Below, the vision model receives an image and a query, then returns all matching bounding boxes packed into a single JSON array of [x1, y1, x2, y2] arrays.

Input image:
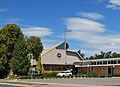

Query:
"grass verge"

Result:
[[0, 80, 48, 86]]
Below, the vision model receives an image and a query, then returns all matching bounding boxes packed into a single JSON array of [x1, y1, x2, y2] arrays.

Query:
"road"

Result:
[[1, 78, 120, 87], [20, 78, 120, 87]]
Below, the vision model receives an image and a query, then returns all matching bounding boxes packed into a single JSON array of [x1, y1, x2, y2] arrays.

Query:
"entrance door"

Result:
[[108, 66, 114, 76], [73, 67, 79, 75]]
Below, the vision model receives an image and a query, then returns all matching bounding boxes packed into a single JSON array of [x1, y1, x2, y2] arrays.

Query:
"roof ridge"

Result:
[[41, 41, 64, 56]]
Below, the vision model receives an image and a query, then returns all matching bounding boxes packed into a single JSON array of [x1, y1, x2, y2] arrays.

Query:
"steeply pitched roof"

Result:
[[41, 41, 84, 61], [66, 50, 84, 60], [41, 42, 65, 56]]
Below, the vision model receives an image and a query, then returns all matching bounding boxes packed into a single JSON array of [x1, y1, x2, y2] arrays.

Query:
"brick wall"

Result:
[[93, 66, 108, 75], [79, 66, 108, 75], [115, 66, 120, 76], [42, 64, 72, 73]]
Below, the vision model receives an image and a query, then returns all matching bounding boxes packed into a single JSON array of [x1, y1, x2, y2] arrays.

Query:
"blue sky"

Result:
[[0, 0, 120, 57]]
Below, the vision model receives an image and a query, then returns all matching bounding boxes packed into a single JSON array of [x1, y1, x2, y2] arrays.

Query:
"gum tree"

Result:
[[10, 36, 30, 76]]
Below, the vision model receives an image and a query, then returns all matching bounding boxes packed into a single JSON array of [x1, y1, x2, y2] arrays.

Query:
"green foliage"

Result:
[[0, 29, 9, 78], [87, 71, 97, 77], [77, 50, 85, 58], [26, 36, 43, 60], [0, 24, 43, 78], [36, 54, 42, 74], [76, 71, 111, 78], [112, 52, 120, 58], [10, 36, 30, 76], [18, 75, 29, 79], [8, 75, 17, 79], [0, 24, 23, 77], [0, 44, 8, 70], [43, 72, 58, 78], [1, 24, 23, 60], [89, 51, 120, 59]]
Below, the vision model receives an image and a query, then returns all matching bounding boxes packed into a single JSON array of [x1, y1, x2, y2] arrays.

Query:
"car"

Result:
[[28, 70, 39, 76], [28, 70, 44, 79], [56, 71, 72, 77]]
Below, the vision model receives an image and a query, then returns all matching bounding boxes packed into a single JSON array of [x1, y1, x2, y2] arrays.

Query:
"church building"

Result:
[[41, 42, 83, 73], [32, 41, 120, 76]]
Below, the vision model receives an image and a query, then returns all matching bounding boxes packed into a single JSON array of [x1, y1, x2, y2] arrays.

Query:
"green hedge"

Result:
[[43, 72, 58, 78]]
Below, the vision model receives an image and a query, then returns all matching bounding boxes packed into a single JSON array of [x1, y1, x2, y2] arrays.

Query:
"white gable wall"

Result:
[[41, 48, 66, 65], [41, 48, 82, 65]]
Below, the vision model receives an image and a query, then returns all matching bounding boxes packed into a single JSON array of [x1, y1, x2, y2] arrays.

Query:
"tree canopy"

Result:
[[26, 36, 43, 60], [0, 24, 23, 77], [1, 24, 23, 59], [10, 36, 30, 76], [0, 24, 43, 77], [89, 51, 120, 60]]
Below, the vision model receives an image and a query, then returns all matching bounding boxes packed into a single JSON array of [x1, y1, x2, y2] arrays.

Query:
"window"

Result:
[[66, 72, 69, 73], [111, 61, 114, 64], [91, 62, 94, 65], [84, 62, 87, 65], [108, 61, 111, 64], [97, 62, 100, 65], [59, 67, 61, 70], [56, 44, 64, 49], [80, 62, 83, 66], [94, 62, 96, 65], [100, 61, 102, 64], [63, 68, 66, 70], [118, 60, 120, 64], [103, 61, 107, 64], [109, 60, 117, 64], [113, 60, 116, 64]]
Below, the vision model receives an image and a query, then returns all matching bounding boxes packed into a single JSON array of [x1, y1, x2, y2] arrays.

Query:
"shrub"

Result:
[[108, 74, 112, 77], [18, 75, 28, 79], [8, 75, 17, 79], [87, 71, 97, 77], [43, 72, 57, 78]]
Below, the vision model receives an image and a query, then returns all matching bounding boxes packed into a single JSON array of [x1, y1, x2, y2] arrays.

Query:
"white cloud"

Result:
[[106, 0, 120, 9], [77, 12, 105, 20], [22, 27, 53, 37], [0, 18, 24, 26], [0, 8, 7, 13], [22, 26, 59, 50], [65, 17, 120, 56], [81, 49, 100, 57], [41, 38, 59, 49], [65, 18, 106, 33]]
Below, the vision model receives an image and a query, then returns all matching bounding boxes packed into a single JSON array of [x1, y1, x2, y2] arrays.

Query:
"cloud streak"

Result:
[[92, 0, 120, 10], [106, 0, 120, 9], [77, 12, 105, 20], [22, 27, 53, 37], [41, 38, 58, 49], [65, 18, 106, 33], [0, 8, 8, 13], [65, 17, 120, 56], [22, 26, 59, 50]]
